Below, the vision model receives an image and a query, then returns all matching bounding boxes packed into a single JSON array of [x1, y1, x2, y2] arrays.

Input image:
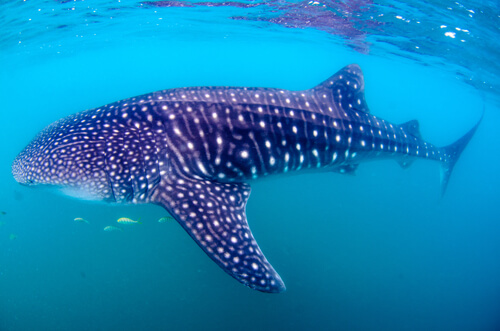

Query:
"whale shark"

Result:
[[12, 64, 480, 293]]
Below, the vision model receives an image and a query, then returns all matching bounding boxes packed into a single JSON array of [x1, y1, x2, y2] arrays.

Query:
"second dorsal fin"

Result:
[[400, 120, 421, 139]]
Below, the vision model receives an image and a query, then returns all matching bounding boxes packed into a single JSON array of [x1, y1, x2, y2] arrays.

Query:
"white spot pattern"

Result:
[[12, 64, 465, 294]]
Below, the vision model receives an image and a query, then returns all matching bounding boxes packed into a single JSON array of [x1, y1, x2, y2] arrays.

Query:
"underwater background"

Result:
[[1, 1, 499, 330]]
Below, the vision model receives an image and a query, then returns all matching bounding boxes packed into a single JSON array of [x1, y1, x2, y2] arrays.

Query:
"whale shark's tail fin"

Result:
[[440, 114, 483, 196]]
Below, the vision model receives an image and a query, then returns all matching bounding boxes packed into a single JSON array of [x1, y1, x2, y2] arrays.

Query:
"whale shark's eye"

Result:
[[19, 179, 35, 187]]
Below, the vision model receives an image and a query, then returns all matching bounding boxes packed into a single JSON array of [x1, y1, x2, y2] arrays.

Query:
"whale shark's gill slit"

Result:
[[135, 129, 149, 200], [102, 151, 116, 202], [158, 113, 187, 176]]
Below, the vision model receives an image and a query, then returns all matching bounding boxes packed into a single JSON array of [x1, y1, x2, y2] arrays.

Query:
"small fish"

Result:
[[104, 225, 122, 232], [74, 217, 89, 224], [9, 234, 18, 240], [117, 217, 141, 225], [158, 216, 174, 223], [0, 211, 6, 215]]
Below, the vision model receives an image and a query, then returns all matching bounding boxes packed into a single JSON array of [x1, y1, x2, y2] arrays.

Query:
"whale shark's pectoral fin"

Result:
[[151, 172, 285, 293]]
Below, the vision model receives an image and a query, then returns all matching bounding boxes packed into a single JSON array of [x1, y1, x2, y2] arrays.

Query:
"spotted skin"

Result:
[[12, 64, 480, 293]]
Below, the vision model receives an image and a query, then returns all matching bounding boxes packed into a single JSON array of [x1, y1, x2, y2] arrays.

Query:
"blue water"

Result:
[[1, 1, 499, 330]]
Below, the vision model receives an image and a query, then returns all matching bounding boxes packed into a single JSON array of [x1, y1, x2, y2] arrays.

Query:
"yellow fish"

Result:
[[117, 217, 142, 225], [9, 234, 18, 240], [158, 216, 174, 223], [104, 225, 122, 232], [74, 217, 89, 224]]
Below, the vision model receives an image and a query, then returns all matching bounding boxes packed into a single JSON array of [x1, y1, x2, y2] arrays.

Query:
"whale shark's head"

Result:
[[12, 142, 40, 187], [12, 114, 113, 201]]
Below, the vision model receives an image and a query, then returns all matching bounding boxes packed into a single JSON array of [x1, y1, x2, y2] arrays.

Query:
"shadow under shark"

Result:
[[12, 64, 481, 293]]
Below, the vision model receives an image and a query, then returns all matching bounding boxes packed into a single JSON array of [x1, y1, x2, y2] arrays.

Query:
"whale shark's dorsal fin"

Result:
[[400, 120, 422, 140], [308, 64, 370, 114], [151, 165, 285, 293]]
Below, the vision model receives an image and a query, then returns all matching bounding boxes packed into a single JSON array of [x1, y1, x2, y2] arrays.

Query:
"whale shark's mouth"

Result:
[[59, 186, 103, 201], [11, 155, 30, 185]]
